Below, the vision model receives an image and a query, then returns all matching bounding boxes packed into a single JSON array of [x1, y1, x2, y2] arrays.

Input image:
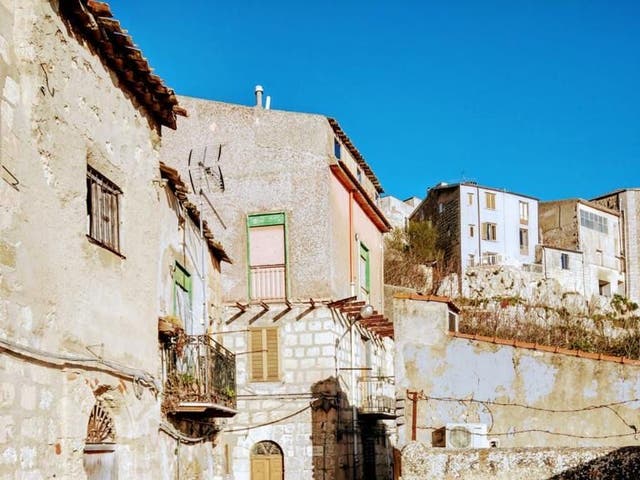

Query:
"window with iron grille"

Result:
[[87, 166, 122, 254]]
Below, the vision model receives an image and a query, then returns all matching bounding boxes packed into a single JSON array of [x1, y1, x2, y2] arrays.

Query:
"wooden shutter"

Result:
[[265, 328, 279, 381], [249, 328, 279, 381], [250, 329, 264, 381]]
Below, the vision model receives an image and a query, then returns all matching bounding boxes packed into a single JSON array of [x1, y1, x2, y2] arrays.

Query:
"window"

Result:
[[173, 262, 193, 333], [438, 203, 444, 214], [599, 280, 612, 297], [467, 193, 474, 205], [561, 253, 569, 270], [485, 192, 496, 210], [469, 224, 475, 237], [248, 213, 287, 300], [580, 210, 608, 234], [519, 228, 529, 254], [334, 138, 341, 159], [481, 222, 497, 241], [87, 166, 121, 253], [357, 168, 363, 183], [249, 327, 279, 381], [359, 243, 370, 298], [519, 201, 529, 224]]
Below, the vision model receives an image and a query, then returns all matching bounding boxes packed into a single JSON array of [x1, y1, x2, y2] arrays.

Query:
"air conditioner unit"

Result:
[[445, 423, 489, 448]]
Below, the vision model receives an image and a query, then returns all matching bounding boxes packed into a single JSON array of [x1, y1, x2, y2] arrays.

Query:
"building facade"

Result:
[[591, 188, 640, 303], [379, 195, 421, 230], [162, 94, 396, 480], [0, 1, 233, 478], [411, 182, 539, 279], [539, 199, 625, 299]]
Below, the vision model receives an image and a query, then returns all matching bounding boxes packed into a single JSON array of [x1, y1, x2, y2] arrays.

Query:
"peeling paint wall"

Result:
[[394, 298, 640, 450]]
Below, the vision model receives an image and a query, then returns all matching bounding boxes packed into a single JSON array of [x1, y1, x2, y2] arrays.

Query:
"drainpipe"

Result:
[[198, 194, 207, 331], [351, 322, 358, 480], [349, 190, 355, 297]]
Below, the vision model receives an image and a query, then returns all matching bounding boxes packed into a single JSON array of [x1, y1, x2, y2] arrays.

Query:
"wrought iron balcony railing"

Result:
[[161, 334, 237, 417], [357, 376, 397, 419]]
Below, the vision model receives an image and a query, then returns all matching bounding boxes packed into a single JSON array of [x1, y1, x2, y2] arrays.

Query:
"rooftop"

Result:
[[60, 0, 185, 129]]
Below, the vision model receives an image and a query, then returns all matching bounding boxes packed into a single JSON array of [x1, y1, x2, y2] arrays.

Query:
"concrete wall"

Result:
[[401, 442, 640, 480], [394, 297, 640, 450]]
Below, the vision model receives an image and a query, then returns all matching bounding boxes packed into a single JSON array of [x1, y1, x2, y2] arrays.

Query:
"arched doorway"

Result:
[[83, 400, 117, 480], [251, 441, 284, 480]]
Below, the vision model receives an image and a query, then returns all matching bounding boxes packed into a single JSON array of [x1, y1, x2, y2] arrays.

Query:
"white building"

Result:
[[379, 195, 422, 230], [539, 199, 625, 299], [411, 182, 539, 278]]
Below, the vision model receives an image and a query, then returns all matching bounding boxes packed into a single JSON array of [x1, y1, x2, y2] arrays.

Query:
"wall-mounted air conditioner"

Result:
[[445, 423, 489, 448]]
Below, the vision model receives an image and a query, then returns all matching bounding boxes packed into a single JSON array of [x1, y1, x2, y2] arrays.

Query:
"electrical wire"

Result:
[[416, 425, 639, 440], [419, 392, 640, 413], [0, 337, 160, 392], [159, 422, 206, 444], [223, 403, 312, 433]]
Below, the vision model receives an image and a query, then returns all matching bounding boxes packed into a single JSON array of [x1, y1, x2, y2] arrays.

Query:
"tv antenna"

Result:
[[188, 144, 227, 230]]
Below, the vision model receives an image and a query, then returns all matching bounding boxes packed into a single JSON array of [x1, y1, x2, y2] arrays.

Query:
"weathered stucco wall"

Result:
[[0, 2, 225, 478], [401, 442, 640, 479], [161, 97, 339, 302], [394, 297, 640, 450]]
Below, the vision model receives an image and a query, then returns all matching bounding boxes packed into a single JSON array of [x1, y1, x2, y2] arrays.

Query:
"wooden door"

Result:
[[251, 442, 284, 480], [83, 451, 116, 480]]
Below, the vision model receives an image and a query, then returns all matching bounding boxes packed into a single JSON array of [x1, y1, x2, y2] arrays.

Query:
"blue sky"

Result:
[[109, 1, 640, 201]]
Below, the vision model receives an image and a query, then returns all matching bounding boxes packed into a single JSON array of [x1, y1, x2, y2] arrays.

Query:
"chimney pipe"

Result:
[[255, 85, 263, 108]]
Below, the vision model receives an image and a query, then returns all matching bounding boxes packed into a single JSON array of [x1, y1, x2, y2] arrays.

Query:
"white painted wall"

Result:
[[577, 203, 624, 297], [459, 185, 538, 273]]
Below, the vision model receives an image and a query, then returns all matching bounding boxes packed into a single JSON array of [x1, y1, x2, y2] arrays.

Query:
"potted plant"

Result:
[[158, 314, 184, 336]]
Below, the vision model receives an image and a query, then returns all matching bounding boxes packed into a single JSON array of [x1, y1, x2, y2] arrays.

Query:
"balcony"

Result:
[[468, 253, 503, 268], [357, 376, 397, 419], [250, 263, 286, 301], [161, 334, 237, 417]]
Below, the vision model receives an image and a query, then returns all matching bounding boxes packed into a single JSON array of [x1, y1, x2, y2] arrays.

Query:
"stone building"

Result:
[[162, 92, 396, 480], [539, 199, 625, 299], [591, 188, 640, 303], [0, 1, 234, 478], [411, 182, 539, 281]]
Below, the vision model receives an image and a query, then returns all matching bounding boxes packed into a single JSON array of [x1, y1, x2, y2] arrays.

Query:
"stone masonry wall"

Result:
[[401, 442, 640, 480]]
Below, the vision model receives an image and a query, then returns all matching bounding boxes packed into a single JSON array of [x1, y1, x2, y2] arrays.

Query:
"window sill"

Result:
[[86, 235, 126, 259]]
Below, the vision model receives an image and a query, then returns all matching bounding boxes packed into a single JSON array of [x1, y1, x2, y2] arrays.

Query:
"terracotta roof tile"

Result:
[[450, 331, 640, 366], [60, 1, 185, 129]]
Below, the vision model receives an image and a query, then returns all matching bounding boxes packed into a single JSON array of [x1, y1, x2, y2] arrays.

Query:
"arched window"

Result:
[[251, 441, 283, 480], [84, 400, 116, 479]]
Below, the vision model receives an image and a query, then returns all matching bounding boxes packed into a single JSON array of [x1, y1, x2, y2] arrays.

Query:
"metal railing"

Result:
[[250, 264, 286, 300], [357, 376, 395, 416], [468, 253, 503, 268], [162, 335, 236, 411]]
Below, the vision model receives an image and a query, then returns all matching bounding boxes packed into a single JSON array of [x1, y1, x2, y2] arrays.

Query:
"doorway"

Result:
[[251, 441, 284, 480]]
